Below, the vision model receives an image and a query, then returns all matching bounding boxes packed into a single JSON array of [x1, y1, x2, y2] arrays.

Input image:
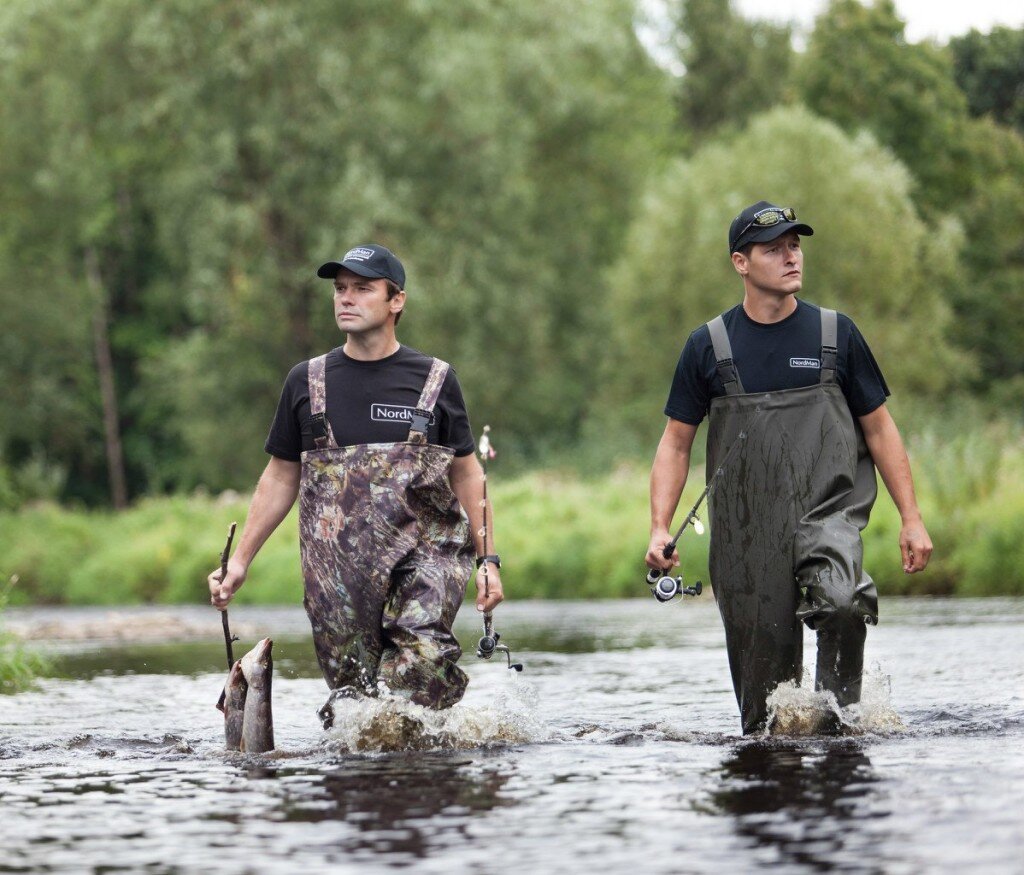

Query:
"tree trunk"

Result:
[[85, 247, 129, 509]]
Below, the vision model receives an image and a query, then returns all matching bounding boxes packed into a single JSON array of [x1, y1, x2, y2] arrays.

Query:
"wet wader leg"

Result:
[[795, 513, 878, 708], [300, 450, 392, 698], [303, 569, 388, 696], [377, 543, 470, 710], [706, 321, 806, 735], [794, 418, 879, 710], [712, 543, 804, 735]]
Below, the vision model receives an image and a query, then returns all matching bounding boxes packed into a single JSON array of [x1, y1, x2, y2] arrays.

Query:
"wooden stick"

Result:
[[219, 522, 237, 669]]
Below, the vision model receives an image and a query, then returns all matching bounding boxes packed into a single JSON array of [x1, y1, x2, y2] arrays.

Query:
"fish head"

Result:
[[240, 638, 273, 689], [216, 659, 247, 713]]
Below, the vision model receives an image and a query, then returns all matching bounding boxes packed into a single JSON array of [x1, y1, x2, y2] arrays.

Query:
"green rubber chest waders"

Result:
[[298, 355, 474, 710], [705, 308, 879, 734]]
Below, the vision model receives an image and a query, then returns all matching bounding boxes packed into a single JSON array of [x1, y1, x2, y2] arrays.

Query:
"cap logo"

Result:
[[344, 247, 375, 262]]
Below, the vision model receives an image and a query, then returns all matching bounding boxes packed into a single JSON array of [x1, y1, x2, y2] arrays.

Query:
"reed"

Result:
[[0, 576, 50, 692]]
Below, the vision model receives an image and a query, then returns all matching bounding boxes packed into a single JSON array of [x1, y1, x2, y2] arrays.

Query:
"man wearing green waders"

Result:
[[646, 201, 932, 734], [208, 244, 504, 723]]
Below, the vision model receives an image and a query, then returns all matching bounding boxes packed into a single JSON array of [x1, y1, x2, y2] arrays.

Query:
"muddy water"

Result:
[[1, 598, 1022, 874]]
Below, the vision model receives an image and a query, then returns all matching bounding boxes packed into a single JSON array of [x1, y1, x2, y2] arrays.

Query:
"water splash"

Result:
[[321, 675, 548, 753], [846, 664, 905, 734], [765, 682, 843, 735], [765, 666, 904, 737]]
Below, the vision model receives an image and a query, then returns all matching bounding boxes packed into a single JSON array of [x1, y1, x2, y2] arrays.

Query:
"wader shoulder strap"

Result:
[[307, 354, 339, 450], [707, 315, 745, 395], [819, 308, 838, 385], [407, 358, 450, 444]]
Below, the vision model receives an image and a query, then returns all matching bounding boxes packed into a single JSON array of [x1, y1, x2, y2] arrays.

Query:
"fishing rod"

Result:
[[475, 426, 523, 672], [219, 521, 239, 668], [646, 414, 760, 602]]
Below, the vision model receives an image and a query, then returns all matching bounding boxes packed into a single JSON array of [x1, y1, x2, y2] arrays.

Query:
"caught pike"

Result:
[[216, 637, 275, 753], [219, 660, 248, 751], [240, 637, 274, 753]]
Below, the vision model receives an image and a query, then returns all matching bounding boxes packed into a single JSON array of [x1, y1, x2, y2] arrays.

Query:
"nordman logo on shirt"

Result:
[[371, 403, 435, 425], [790, 357, 821, 369]]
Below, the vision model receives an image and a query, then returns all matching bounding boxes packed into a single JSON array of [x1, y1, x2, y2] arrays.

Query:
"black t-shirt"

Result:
[[665, 300, 890, 426], [265, 345, 476, 461]]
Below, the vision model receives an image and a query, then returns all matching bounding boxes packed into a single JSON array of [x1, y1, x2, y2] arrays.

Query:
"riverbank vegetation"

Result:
[[0, 577, 50, 692], [2, 422, 1021, 604]]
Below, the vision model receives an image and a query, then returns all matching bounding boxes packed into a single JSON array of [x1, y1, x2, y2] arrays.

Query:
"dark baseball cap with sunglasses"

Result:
[[729, 201, 814, 254]]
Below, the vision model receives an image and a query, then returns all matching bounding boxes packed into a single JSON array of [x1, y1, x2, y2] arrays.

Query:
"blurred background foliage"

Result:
[[1, 0, 1022, 597]]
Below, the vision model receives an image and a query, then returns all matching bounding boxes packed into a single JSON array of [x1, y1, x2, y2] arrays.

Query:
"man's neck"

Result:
[[342, 328, 400, 361], [742, 289, 798, 324]]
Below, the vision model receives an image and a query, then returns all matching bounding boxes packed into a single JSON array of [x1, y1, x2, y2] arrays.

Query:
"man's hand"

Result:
[[646, 530, 679, 572], [208, 558, 248, 610], [900, 518, 933, 574], [475, 564, 504, 613]]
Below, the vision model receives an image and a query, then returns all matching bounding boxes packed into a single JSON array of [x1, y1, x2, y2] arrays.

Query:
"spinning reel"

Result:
[[477, 614, 523, 671], [645, 568, 703, 602]]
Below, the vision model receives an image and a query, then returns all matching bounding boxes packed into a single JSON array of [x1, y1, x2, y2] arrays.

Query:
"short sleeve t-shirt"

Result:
[[265, 345, 476, 461], [665, 300, 890, 426]]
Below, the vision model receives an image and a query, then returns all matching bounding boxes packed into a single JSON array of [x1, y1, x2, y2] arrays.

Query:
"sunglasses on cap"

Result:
[[735, 206, 797, 240]]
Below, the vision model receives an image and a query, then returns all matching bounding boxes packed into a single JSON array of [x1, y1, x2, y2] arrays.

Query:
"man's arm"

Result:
[[858, 404, 932, 573], [208, 456, 301, 609], [647, 419, 699, 571], [449, 452, 504, 613]]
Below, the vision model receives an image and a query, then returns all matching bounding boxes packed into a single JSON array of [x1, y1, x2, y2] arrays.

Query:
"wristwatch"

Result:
[[476, 554, 501, 569]]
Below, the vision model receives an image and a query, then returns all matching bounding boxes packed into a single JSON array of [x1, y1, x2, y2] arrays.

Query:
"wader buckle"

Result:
[[409, 408, 433, 436], [716, 357, 740, 389], [310, 413, 329, 448]]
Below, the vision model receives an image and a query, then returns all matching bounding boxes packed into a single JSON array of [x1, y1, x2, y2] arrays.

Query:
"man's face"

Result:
[[732, 231, 804, 296], [332, 268, 404, 334]]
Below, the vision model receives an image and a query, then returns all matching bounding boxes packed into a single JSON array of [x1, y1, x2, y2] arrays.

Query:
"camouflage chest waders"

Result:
[[299, 354, 474, 710], [705, 308, 879, 734]]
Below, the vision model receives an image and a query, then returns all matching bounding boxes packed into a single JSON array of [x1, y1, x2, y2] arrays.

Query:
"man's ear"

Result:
[[731, 251, 749, 276], [390, 289, 407, 315]]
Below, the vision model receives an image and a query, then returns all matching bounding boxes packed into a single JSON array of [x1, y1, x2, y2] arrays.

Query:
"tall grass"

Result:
[[1, 576, 50, 692], [1, 427, 1022, 605]]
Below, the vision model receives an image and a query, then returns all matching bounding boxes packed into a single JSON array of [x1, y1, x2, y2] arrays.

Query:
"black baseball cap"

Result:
[[729, 201, 814, 254], [316, 243, 406, 288]]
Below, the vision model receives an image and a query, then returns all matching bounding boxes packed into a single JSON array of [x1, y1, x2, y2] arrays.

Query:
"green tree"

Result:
[[671, 0, 794, 140], [948, 119, 1024, 401], [0, 0, 186, 506], [950, 26, 1024, 133], [796, 0, 973, 214], [597, 105, 974, 449]]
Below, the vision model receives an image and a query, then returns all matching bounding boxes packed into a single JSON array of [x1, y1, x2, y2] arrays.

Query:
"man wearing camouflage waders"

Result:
[[646, 201, 932, 735], [208, 244, 504, 723]]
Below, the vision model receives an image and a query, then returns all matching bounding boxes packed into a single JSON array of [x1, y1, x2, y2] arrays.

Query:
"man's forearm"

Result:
[[650, 421, 698, 532], [860, 407, 922, 521], [234, 458, 301, 569], [450, 454, 492, 557]]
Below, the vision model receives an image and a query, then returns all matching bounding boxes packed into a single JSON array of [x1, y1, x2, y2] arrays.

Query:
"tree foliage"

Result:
[[796, 0, 974, 214], [671, 0, 794, 140], [950, 26, 1024, 133]]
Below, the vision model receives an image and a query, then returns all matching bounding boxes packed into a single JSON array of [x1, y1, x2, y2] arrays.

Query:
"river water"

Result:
[[1, 598, 1022, 874]]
